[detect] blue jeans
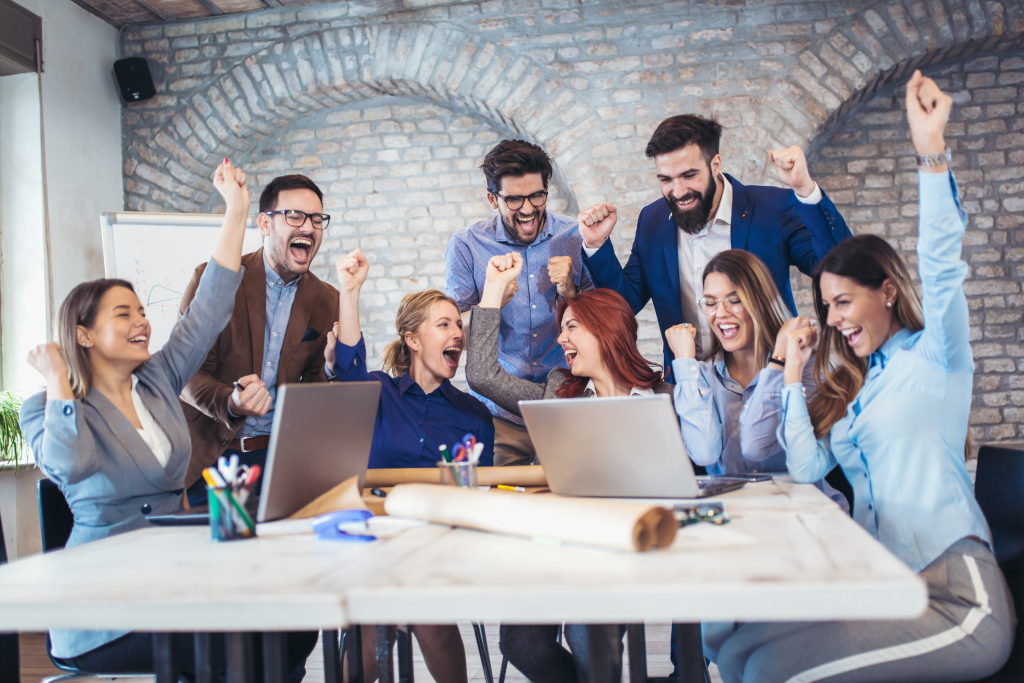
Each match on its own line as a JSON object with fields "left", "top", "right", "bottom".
{"left": 499, "top": 624, "right": 625, "bottom": 683}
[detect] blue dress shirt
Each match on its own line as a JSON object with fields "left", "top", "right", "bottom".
{"left": 779, "top": 170, "right": 991, "bottom": 573}
{"left": 446, "top": 211, "right": 594, "bottom": 425}
{"left": 332, "top": 336, "right": 495, "bottom": 469}
{"left": 240, "top": 254, "right": 299, "bottom": 437}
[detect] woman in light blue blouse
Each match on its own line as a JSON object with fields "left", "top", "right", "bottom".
{"left": 665, "top": 249, "right": 848, "bottom": 509}
{"left": 709, "top": 72, "right": 1015, "bottom": 683}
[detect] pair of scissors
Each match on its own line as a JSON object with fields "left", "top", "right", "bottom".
{"left": 312, "top": 509, "right": 376, "bottom": 542}
{"left": 455, "top": 434, "right": 477, "bottom": 461}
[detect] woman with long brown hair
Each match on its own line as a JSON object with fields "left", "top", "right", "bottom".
{"left": 19, "top": 162, "right": 317, "bottom": 680}
{"left": 709, "top": 72, "right": 1014, "bottom": 683}
{"left": 465, "top": 251, "right": 671, "bottom": 683}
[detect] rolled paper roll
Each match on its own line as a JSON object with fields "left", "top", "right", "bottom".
{"left": 365, "top": 465, "right": 547, "bottom": 489}
{"left": 384, "top": 483, "right": 676, "bottom": 552}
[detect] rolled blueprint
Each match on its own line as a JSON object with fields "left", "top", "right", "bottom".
{"left": 384, "top": 483, "right": 676, "bottom": 552}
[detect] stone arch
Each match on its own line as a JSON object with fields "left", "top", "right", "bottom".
{"left": 743, "top": 0, "right": 1022, "bottom": 185}
{"left": 123, "top": 21, "right": 598, "bottom": 215}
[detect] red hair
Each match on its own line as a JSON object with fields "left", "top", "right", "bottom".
{"left": 555, "top": 289, "right": 663, "bottom": 398}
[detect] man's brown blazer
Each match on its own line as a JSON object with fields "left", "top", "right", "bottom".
{"left": 178, "top": 249, "right": 340, "bottom": 487}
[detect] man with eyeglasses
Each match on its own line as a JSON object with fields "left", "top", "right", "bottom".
{"left": 178, "top": 173, "right": 340, "bottom": 502}
{"left": 446, "top": 140, "right": 594, "bottom": 466}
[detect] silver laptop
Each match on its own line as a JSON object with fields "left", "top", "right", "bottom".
{"left": 257, "top": 382, "right": 382, "bottom": 521}
{"left": 519, "top": 394, "right": 745, "bottom": 498}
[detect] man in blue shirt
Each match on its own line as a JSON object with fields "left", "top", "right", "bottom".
{"left": 446, "top": 140, "right": 594, "bottom": 466}
{"left": 179, "top": 174, "right": 340, "bottom": 504}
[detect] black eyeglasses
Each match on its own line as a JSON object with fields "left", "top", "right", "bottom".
{"left": 264, "top": 210, "right": 330, "bottom": 230}
{"left": 496, "top": 191, "right": 548, "bottom": 211}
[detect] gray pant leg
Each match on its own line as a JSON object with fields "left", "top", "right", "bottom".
{"left": 718, "top": 540, "right": 1016, "bottom": 683}
{"left": 492, "top": 416, "right": 537, "bottom": 467}
{"left": 563, "top": 624, "right": 626, "bottom": 683}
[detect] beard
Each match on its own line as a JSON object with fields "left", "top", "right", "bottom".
{"left": 665, "top": 174, "right": 718, "bottom": 235}
{"left": 500, "top": 211, "right": 545, "bottom": 245}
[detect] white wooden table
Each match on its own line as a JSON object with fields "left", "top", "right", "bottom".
{"left": 0, "top": 479, "right": 926, "bottom": 683}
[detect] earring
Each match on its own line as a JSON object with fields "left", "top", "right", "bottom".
{"left": 81, "top": 342, "right": 92, "bottom": 348}
{"left": 886, "top": 302, "right": 892, "bottom": 309}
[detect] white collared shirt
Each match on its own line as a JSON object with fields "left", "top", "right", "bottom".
{"left": 131, "top": 374, "right": 172, "bottom": 467}
{"left": 582, "top": 379, "right": 656, "bottom": 398}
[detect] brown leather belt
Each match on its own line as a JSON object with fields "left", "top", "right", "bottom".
{"left": 227, "top": 435, "right": 270, "bottom": 453}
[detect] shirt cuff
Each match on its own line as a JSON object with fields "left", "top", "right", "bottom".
{"left": 583, "top": 245, "right": 600, "bottom": 257}
{"left": 324, "top": 363, "right": 336, "bottom": 380}
{"left": 334, "top": 335, "right": 367, "bottom": 373}
{"left": 794, "top": 182, "right": 822, "bottom": 204}
{"left": 918, "top": 169, "right": 960, "bottom": 217}
{"left": 672, "top": 357, "right": 700, "bottom": 382}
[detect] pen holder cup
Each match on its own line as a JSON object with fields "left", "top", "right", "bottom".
{"left": 207, "top": 484, "right": 257, "bottom": 542}
{"left": 438, "top": 461, "right": 477, "bottom": 488}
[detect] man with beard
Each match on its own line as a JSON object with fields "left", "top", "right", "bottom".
{"left": 446, "top": 140, "right": 594, "bottom": 466}
{"left": 178, "top": 173, "right": 339, "bottom": 503}
{"left": 580, "top": 114, "right": 850, "bottom": 373}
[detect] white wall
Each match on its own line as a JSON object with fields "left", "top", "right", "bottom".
{"left": 13, "top": 0, "right": 123, "bottom": 314}
{"left": 0, "top": 73, "right": 47, "bottom": 395}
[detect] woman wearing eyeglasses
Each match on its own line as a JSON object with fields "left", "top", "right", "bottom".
{"left": 664, "top": 249, "right": 844, "bottom": 502}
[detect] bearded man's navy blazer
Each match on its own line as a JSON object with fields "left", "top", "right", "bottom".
{"left": 582, "top": 173, "right": 851, "bottom": 374}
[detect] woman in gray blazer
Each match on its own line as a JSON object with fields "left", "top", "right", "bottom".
{"left": 20, "top": 161, "right": 316, "bottom": 681}
{"left": 465, "top": 252, "right": 672, "bottom": 683}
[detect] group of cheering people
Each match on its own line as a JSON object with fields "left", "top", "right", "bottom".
{"left": 21, "top": 71, "right": 1015, "bottom": 683}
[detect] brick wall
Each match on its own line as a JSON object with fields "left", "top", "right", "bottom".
{"left": 807, "top": 52, "right": 1024, "bottom": 444}
{"left": 118, "top": 0, "right": 1024, "bottom": 440}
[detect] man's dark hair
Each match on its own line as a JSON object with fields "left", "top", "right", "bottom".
{"left": 645, "top": 115, "right": 723, "bottom": 165}
{"left": 259, "top": 175, "right": 324, "bottom": 214}
{"left": 480, "top": 140, "right": 553, "bottom": 196}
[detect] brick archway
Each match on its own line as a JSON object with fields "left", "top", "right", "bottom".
{"left": 123, "top": 21, "right": 598, "bottom": 214}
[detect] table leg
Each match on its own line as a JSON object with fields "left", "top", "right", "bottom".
{"left": 626, "top": 624, "right": 647, "bottom": 683}
{"left": 153, "top": 633, "right": 178, "bottom": 683}
{"left": 376, "top": 625, "right": 394, "bottom": 683}
{"left": 227, "top": 632, "right": 256, "bottom": 683}
{"left": 472, "top": 623, "right": 494, "bottom": 683}
{"left": 396, "top": 627, "right": 414, "bottom": 683}
{"left": 262, "top": 632, "right": 288, "bottom": 683}
{"left": 672, "top": 623, "right": 709, "bottom": 683}
{"left": 342, "top": 626, "right": 364, "bottom": 683}
{"left": 194, "top": 633, "right": 214, "bottom": 683}
{"left": 585, "top": 624, "right": 621, "bottom": 683}
{"left": 323, "top": 630, "right": 341, "bottom": 683}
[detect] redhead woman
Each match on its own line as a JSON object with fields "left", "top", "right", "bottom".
{"left": 708, "top": 72, "right": 1016, "bottom": 683}
{"left": 20, "top": 161, "right": 317, "bottom": 681}
{"left": 465, "top": 251, "right": 672, "bottom": 683}
{"left": 324, "top": 247, "right": 495, "bottom": 683}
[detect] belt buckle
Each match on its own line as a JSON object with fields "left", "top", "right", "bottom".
{"left": 239, "top": 436, "right": 261, "bottom": 452}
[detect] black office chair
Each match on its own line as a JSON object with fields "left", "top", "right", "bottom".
{"left": 0, "top": 506, "right": 20, "bottom": 683}
{"left": 970, "top": 445, "right": 1024, "bottom": 682}
{"left": 37, "top": 479, "right": 153, "bottom": 683}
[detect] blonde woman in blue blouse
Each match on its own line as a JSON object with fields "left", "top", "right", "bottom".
{"left": 708, "top": 72, "right": 1015, "bottom": 683}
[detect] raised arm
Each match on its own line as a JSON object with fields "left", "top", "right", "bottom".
{"left": 905, "top": 71, "right": 971, "bottom": 372}
{"left": 666, "top": 324, "right": 722, "bottom": 468}
{"left": 21, "top": 349, "right": 99, "bottom": 484}
{"left": 465, "top": 253, "right": 547, "bottom": 416}
{"left": 325, "top": 248, "right": 375, "bottom": 382}
{"left": 779, "top": 321, "right": 836, "bottom": 482}
{"left": 579, "top": 203, "right": 652, "bottom": 314}
{"left": 154, "top": 160, "right": 248, "bottom": 395}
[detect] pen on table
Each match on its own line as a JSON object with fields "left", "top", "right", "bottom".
{"left": 439, "top": 444, "right": 453, "bottom": 463}
{"left": 496, "top": 485, "right": 527, "bottom": 493}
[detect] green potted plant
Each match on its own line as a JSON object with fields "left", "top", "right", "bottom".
{"left": 0, "top": 392, "right": 26, "bottom": 472}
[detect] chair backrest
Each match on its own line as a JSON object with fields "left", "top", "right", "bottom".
{"left": 975, "top": 445, "right": 1024, "bottom": 565}
{"left": 37, "top": 479, "right": 74, "bottom": 553}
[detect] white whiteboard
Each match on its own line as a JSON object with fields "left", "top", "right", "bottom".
{"left": 101, "top": 211, "right": 264, "bottom": 352}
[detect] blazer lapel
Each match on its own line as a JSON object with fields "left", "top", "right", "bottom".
{"left": 243, "top": 249, "right": 268, "bottom": 376}
{"left": 279, "top": 274, "right": 318, "bottom": 385}
{"left": 85, "top": 389, "right": 180, "bottom": 490}
{"left": 659, "top": 208, "right": 684, "bottom": 324}
{"left": 728, "top": 173, "right": 754, "bottom": 250}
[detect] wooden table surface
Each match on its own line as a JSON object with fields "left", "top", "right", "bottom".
{"left": 0, "top": 478, "right": 927, "bottom": 632}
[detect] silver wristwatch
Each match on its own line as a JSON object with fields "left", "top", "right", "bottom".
{"left": 915, "top": 147, "right": 951, "bottom": 167}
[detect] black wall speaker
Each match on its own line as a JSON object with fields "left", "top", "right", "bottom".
{"left": 113, "top": 57, "right": 156, "bottom": 102}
